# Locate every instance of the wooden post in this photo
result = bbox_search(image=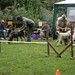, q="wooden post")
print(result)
[0,41,1,52]
[46,37,50,56]
[70,23,74,58]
